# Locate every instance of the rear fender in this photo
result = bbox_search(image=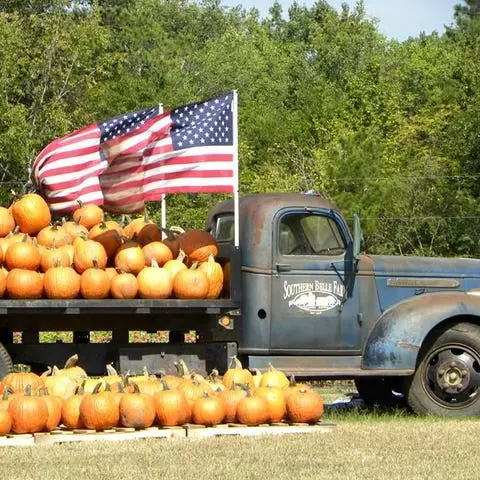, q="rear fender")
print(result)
[362,292,480,371]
